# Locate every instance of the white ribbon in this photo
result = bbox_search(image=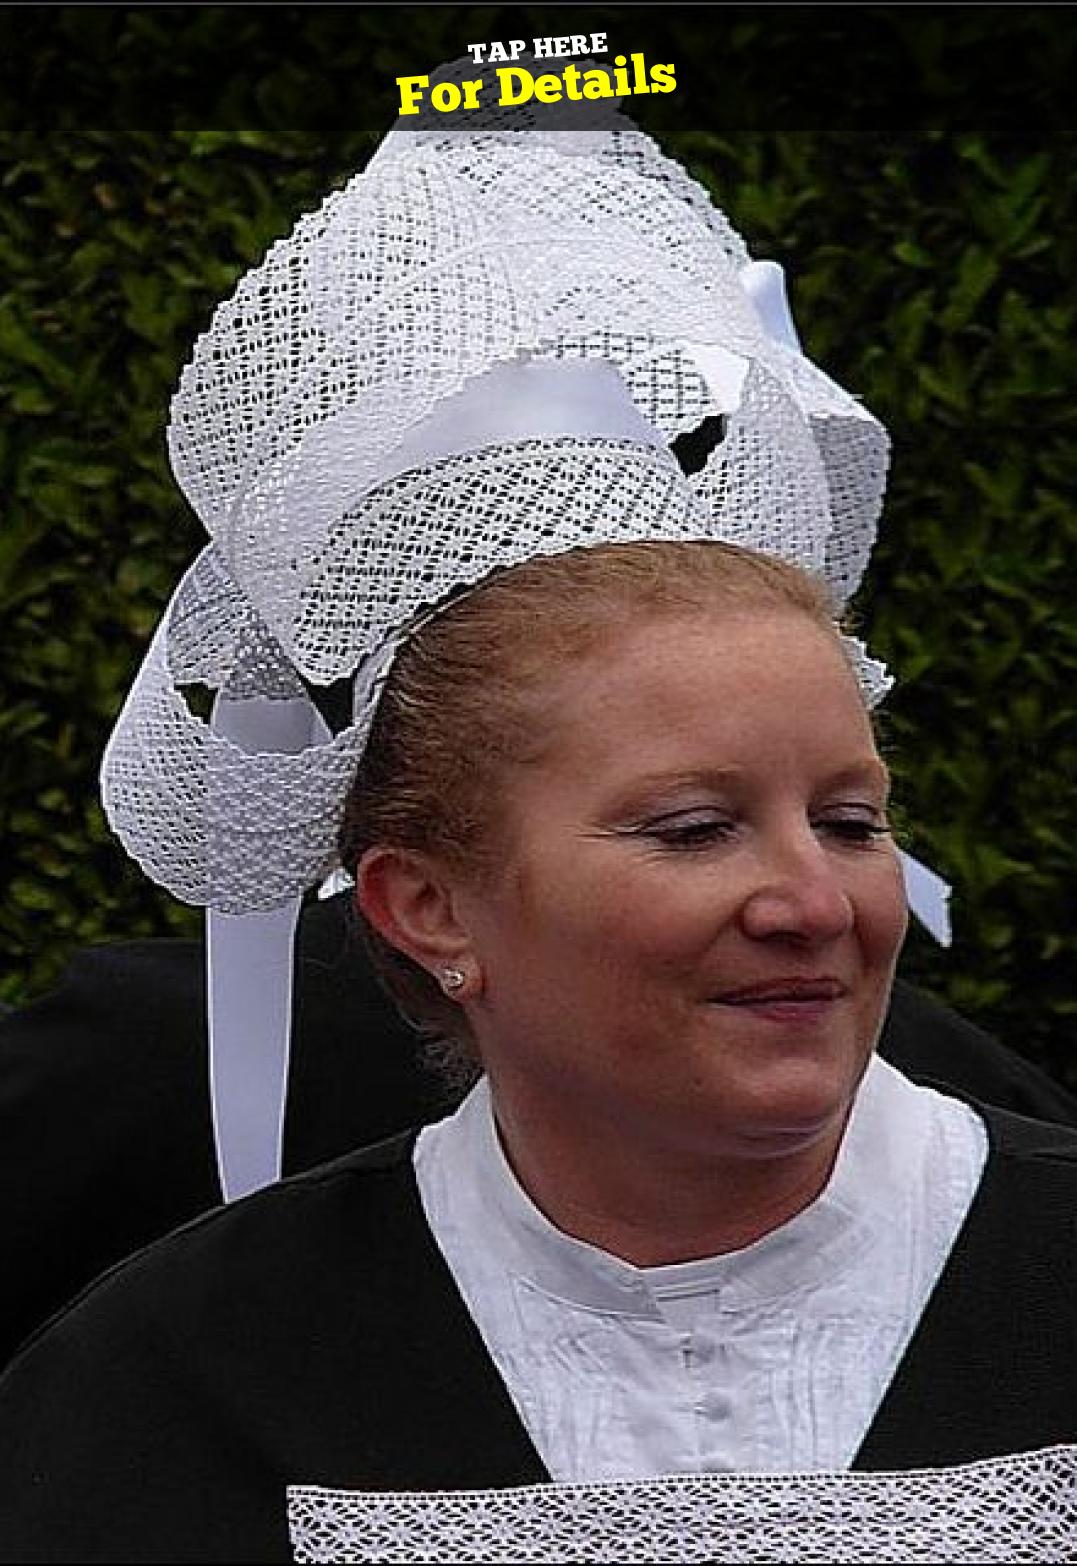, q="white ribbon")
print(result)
[207,691,332,1201]
[899,849,953,948]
